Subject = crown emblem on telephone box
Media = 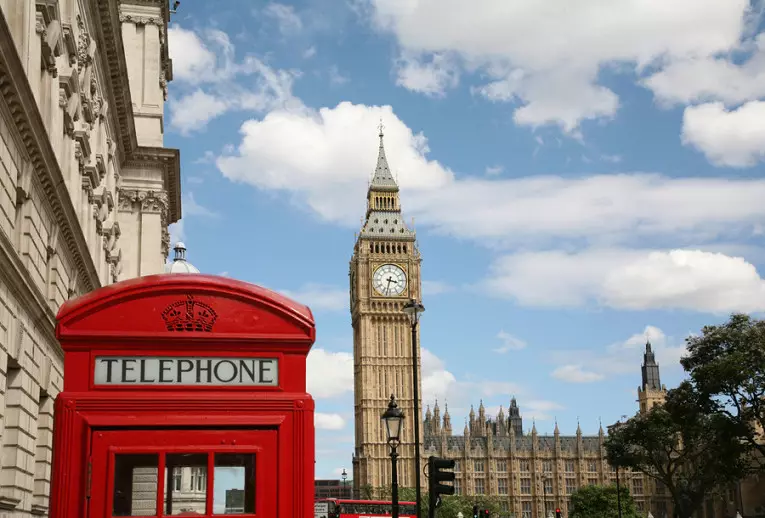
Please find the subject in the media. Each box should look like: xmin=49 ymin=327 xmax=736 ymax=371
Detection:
xmin=161 ymin=295 xmax=218 ymax=332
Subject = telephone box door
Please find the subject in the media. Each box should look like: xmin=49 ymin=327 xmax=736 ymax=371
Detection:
xmin=89 ymin=429 xmax=277 ymax=518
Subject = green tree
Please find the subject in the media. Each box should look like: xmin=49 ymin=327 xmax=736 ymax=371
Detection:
xmin=604 ymin=382 xmax=750 ymax=518
xmin=569 ymin=484 xmax=638 ymax=518
xmin=681 ymin=313 xmax=765 ymax=468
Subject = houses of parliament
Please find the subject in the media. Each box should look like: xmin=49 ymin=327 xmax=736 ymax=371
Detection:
xmin=348 ymin=130 xmax=692 ymax=518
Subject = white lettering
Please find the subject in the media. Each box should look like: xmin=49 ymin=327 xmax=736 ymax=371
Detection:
xmin=94 ymin=357 xmax=279 ymax=386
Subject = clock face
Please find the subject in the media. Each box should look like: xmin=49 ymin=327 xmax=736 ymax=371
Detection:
xmin=373 ymin=264 xmax=407 ymax=297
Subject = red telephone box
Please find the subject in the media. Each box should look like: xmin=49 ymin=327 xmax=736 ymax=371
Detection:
xmin=49 ymin=274 xmax=316 ymax=518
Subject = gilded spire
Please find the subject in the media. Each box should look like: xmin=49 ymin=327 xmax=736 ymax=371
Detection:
xmin=369 ymin=121 xmax=398 ymax=192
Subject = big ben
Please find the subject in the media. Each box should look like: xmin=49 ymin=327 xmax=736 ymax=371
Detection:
xmin=350 ymin=125 xmax=423 ymax=494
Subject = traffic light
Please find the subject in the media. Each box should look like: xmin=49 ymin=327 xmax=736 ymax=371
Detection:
xmin=428 ymin=456 xmax=455 ymax=516
xmin=473 ymin=505 xmax=479 ymax=518
xmin=556 ymin=508 xmax=562 ymax=518
xmin=483 ymin=510 xmax=490 ymax=517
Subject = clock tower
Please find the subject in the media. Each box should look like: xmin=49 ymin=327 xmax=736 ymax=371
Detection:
xmin=350 ymin=126 xmax=423 ymax=494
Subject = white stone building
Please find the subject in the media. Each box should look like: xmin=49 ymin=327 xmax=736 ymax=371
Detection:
xmin=0 ymin=0 xmax=181 ymax=515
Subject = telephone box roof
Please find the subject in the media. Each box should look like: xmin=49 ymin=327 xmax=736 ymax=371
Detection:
xmin=56 ymin=274 xmax=315 ymax=342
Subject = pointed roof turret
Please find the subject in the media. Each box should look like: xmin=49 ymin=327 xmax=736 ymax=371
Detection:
xmin=554 ymin=419 xmax=560 ymax=435
xmin=369 ymin=122 xmax=398 ymax=192
xmin=359 ymin=123 xmax=416 ymax=240
xmin=531 ymin=420 xmax=537 ymax=435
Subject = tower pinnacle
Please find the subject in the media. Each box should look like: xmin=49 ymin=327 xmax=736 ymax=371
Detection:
xmin=369 ymin=123 xmax=398 ymax=192
xmin=641 ymin=339 xmax=661 ymax=390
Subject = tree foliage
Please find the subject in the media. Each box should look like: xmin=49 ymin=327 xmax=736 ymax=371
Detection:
xmin=681 ymin=313 xmax=765 ymax=467
xmin=604 ymin=382 xmax=751 ymax=518
xmin=569 ymin=484 xmax=639 ymax=518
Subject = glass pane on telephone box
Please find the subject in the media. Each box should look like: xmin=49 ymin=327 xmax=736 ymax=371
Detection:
xmin=113 ymin=454 xmax=159 ymax=517
xmin=213 ymin=454 xmax=256 ymax=515
xmin=165 ymin=453 xmax=208 ymax=515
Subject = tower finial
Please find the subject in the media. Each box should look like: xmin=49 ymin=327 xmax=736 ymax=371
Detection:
xmin=378 ymin=118 xmax=385 ymax=138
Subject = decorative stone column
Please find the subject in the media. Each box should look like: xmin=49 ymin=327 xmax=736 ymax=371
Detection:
xmin=117 ymin=189 xmax=168 ymax=279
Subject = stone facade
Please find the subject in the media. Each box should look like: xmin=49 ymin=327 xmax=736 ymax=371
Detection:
xmin=350 ymin=128 xmax=424 ymax=492
xmin=0 ymin=0 xmax=180 ymax=515
xmin=421 ymin=342 xmax=672 ymax=518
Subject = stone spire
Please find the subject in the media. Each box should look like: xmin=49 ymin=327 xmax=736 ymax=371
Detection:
xmin=443 ymin=403 xmax=452 ymax=435
xmin=554 ymin=419 xmax=560 ymax=436
xmin=369 ymin=122 xmax=398 ymax=192
xmin=641 ymin=339 xmax=662 ymax=390
xmin=433 ymin=400 xmax=441 ymax=435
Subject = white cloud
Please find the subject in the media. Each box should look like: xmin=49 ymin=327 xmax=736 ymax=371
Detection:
xmin=421 ymin=348 xmax=524 ymax=411
xmin=365 ymin=0 xmax=751 ymax=131
xmin=421 ymin=348 xmax=458 ymax=404
xmin=167 ymin=26 xmax=217 ymax=82
xmin=315 ymin=413 xmax=346 ymax=430
xmin=681 ymin=101 xmax=765 ymax=167
xmin=328 ymin=66 xmax=350 ymax=85
xmin=551 ymin=365 xmax=604 ymax=383
xmin=216 ymin=102 xmax=454 ymax=224
xmin=644 ymin=34 xmax=765 ymax=107
xmin=279 ymin=283 xmax=347 ymax=312
xmin=485 ymin=248 xmax=765 ymax=314
xmin=214 ymin=102 xmax=765 ymax=246
xmin=485 ymin=165 xmax=503 ymax=176
xmin=167 ymin=26 xmax=303 ymax=133
xmin=263 ymin=3 xmax=303 ymax=35
xmin=395 ymin=52 xmax=460 ymax=97
xmin=422 ymin=280 xmax=454 ymax=296
xmin=493 ymin=330 xmax=526 ymax=353
xmin=303 ymin=46 xmax=317 ymax=59
xmin=169 ymin=90 xmax=228 ymax=135
xmin=168 ymin=220 xmax=185 ymax=247
xmin=551 ymin=325 xmax=686 ymax=384
xmin=183 ymin=192 xmax=219 ymax=218
xmin=524 ymin=400 xmax=565 ymax=422
xmin=307 ymin=349 xmax=353 ymax=398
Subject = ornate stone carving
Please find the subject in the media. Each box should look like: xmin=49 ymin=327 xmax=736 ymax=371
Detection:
xmin=109 ymin=249 xmax=123 ymax=283
xmin=62 ymin=23 xmax=77 ymax=65
xmin=118 ymin=13 xmax=162 ymax=26
xmin=161 ymin=227 xmax=170 ymax=258
xmin=76 ymin=15 xmax=99 ymax=124
xmin=37 ymin=4 xmax=62 ymax=77
xmin=103 ymin=222 xmax=121 ymax=254
xmin=117 ymin=189 xmax=139 ymax=212
xmin=159 ymin=68 xmax=168 ymax=101
xmin=140 ymin=191 xmax=168 ymax=214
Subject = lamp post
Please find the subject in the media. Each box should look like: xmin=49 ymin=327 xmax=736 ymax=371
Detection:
xmin=383 ymin=394 xmax=405 ymax=518
xmin=341 ymin=468 xmax=348 ymax=498
xmin=402 ymin=298 xmax=425 ymax=518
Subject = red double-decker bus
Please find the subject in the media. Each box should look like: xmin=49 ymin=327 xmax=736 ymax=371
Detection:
xmin=315 ymin=498 xmax=417 ymax=518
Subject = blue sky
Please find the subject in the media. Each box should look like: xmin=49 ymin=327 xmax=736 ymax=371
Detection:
xmin=163 ymin=0 xmax=765 ymax=479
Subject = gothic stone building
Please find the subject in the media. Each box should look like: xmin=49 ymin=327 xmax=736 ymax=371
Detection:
xmin=422 ymin=343 xmax=672 ymax=518
xmin=350 ymin=126 xmax=423 ymax=491
xmin=0 ymin=0 xmax=180 ymax=515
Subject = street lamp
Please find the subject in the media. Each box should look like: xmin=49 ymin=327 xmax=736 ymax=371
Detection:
xmin=402 ymin=298 xmax=425 ymax=518
xmin=341 ymin=468 xmax=348 ymax=498
xmin=383 ymin=394 xmax=405 ymax=518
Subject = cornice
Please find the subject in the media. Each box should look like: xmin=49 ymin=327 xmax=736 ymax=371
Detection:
xmin=0 ymin=10 xmax=100 ymax=293
xmin=90 ymin=0 xmax=136 ymax=162
xmin=127 ymin=146 xmax=181 ymax=223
